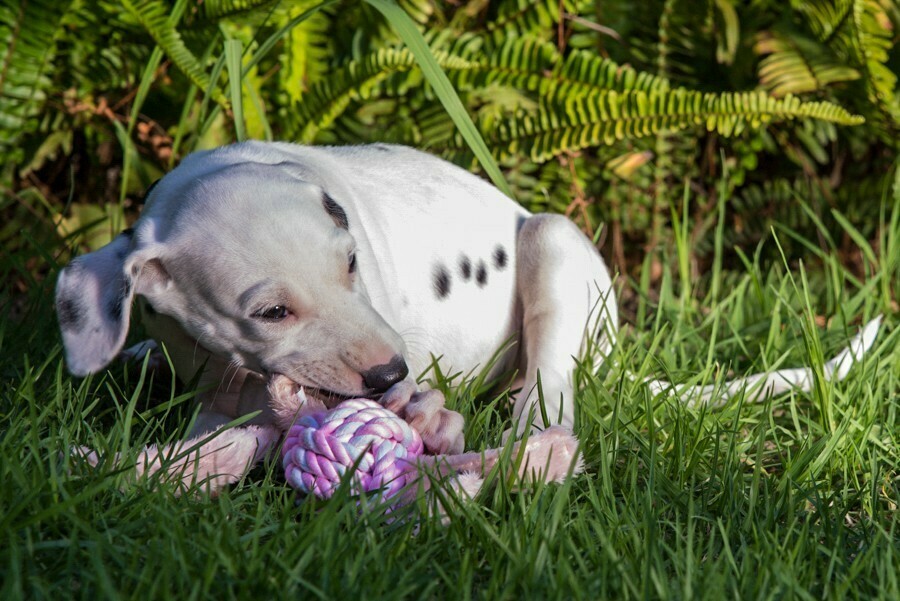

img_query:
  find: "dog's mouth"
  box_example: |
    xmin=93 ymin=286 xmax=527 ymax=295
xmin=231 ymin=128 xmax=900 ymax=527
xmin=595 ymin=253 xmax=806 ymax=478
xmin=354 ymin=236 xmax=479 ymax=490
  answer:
xmin=267 ymin=372 xmax=370 ymax=413
xmin=301 ymin=385 xmax=361 ymax=408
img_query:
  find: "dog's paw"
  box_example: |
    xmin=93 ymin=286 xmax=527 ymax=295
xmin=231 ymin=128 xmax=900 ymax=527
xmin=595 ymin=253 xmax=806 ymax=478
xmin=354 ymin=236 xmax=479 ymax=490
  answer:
xmin=380 ymin=382 xmax=465 ymax=455
xmin=501 ymin=414 xmax=572 ymax=446
xmin=267 ymin=374 xmax=326 ymax=430
xmin=380 ymin=380 xmax=418 ymax=414
xmin=405 ymin=390 xmax=465 ymax=455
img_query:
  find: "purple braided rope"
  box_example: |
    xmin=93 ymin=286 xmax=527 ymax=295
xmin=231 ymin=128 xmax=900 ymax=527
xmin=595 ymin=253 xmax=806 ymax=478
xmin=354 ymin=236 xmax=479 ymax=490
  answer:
xmin=282 ymin=399 xmax=424 ymax=499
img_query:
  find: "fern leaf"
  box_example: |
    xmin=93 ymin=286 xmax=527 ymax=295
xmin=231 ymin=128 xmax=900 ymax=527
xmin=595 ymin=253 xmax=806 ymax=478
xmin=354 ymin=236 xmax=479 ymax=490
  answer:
xmin=755 ymin=31 xmax=860 ymax=96
xmin=0 ymin=0 xmax=73 ymax=163
xmin=468 ymin=36 xmax=671 ymax=98
xmin=198 ymin=0 xmax=277 ymax=20
xmin=850 ymin=0 xmax=897 ymax=112
xmin=624 ymin=0 xmax=716 ymax=85
xmin=279 ymin=4 xmax=333 ymax=104
xmin=487 ymin=0 xmax=573 ymax=40
xmin=473 ymin=90 xmax=864 ymax=162
xmin=296 ymin=36 xmax=671 ymax=140
xmin=295 ymin=47 xmax=473 ymax=140
xmin=396 ymin=0 xmax=433 ymax=25
xmin=122 ymin=0 xmax=227 ymax=107
xmin=799 ymin=0 xmax=899 ymax=132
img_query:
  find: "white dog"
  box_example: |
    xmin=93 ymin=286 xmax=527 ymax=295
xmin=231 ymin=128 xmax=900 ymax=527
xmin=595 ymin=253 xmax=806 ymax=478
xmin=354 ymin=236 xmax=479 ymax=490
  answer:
xmin=56 ymin=142 xmax=880 ymax=491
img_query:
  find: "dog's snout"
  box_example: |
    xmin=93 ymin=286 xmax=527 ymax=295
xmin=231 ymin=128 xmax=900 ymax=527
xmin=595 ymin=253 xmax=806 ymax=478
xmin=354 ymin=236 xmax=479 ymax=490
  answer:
xmin=362 ymin=355 xmax=409 ymax=392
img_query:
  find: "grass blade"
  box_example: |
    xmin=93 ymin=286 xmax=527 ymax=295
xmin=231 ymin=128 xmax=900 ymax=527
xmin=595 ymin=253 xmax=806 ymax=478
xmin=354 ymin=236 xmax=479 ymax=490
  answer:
xmin=224 ymin=39 xmax=247 ymax=142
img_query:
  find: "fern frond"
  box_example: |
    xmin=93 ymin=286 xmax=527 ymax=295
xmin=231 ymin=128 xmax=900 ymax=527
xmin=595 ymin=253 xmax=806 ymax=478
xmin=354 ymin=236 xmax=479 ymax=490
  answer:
xmin=755 ymin=31 xmax=860 ymax=96
xmin=625 ymin=0 xmax=716 ymax=85
xmin=467 ymin=36 xmax=671 ymax=97
xmin=486 ymin=0 xmax=572 ymax=40
xmin=296 ymin=36 xmax=671 ymax=140
xmin=198 ymin=0 xmax=277 ymax=20
xmin=472 ymin=90 xmax=864 ymax=162
xmin=396 ymin=0 xmax=433 ymax=25
xmin=849 ymin=0 xmax=897 ymax=113
xmin=122 ymin=0 xmax=227 ymax=107
xmin=799 ymin=0 xmax=898 ymax=131
xmin=279 ymin=3 xmax=332 ymax=104
xmin=295 ymin=47 xmax=474 ymax=140
xmin=0 ymin=0 xmax=73 ymax=163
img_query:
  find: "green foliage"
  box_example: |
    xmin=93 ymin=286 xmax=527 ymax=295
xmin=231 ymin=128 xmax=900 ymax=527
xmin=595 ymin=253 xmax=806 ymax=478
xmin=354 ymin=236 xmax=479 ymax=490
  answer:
xmin=767 ymin=0 xmax=900 ymax=138
xmin=756 ymin=31 xmax=861 ymax=96
xmin=1 ymin=0 xmax=898 ymax=277
xmin=122 ymin=0 xmax=227 ymax=107
xmin=0 ymin=0 xmax=74 ymax=164
xmin=198 ymin=0 xmax=278 ymax=20
xmin=469 ymin=89 xmax=863 ymax=162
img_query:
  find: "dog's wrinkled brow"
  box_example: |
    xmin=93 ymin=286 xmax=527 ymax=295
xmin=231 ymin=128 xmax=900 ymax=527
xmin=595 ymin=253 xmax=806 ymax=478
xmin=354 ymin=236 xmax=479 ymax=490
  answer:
xmin=238 ymin=281 xmax=278 ymax=311
xmin=322 ymin=192 xmax=349 ymax=230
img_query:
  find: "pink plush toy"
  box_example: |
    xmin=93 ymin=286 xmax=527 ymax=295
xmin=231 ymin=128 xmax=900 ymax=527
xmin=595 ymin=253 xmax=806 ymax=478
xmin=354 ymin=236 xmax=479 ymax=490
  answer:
xmin=282 ymin=398 xmax=583 ymax=502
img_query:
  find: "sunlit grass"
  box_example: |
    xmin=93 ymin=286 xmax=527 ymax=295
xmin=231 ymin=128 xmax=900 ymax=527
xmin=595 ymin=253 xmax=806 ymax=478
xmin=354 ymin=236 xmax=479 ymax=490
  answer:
xmin=1 ymin=188 xmax=897 ymax=599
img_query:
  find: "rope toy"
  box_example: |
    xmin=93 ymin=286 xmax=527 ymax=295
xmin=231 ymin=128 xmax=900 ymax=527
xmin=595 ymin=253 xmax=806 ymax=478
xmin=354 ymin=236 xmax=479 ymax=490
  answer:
xmin=282 ymin=398 xmax=583 ymax=503
xmin=282 ymin=399 xmax=424 ymax=499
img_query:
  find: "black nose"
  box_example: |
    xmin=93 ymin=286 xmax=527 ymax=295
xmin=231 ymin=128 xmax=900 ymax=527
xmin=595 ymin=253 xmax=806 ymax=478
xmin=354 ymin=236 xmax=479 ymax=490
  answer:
xmin=362 ymin=355 xmax=409 ymax=392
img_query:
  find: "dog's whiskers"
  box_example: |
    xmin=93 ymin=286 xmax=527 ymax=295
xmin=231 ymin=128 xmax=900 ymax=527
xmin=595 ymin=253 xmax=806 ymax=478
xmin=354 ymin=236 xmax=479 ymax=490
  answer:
xmin=223 ymin=359 xmax=243 ymax=393
xmin=397 ymin=327 xmax=429 ymax=356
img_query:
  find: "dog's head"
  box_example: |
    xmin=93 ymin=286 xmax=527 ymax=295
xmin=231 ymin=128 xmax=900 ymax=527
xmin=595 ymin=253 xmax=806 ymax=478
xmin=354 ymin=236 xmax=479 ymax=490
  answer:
xmin=55 ymin=144 xmax=408 ymax=402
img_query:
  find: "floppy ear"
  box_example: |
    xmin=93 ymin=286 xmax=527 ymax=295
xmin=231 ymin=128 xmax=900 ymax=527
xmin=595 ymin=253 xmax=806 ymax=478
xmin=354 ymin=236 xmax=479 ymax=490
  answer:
xmin=55 ymin=231 xmax=147 ymax=376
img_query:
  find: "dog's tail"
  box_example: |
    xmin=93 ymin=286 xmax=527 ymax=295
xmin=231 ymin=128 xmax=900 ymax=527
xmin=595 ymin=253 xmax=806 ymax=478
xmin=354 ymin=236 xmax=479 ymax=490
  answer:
xmin=638 ymin=316 xmax=882 ymax=407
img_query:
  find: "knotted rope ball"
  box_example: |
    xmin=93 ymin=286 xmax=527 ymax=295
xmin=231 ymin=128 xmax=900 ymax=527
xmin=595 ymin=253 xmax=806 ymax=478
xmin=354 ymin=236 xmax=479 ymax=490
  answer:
xmin=282 ymin=399 xmax=424 ymax=499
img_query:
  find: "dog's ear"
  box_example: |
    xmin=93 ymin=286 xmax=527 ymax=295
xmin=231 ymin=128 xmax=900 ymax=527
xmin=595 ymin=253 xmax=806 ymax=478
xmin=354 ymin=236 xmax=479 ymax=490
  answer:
xmin=55 ymin=231 xmax=168 ymax=376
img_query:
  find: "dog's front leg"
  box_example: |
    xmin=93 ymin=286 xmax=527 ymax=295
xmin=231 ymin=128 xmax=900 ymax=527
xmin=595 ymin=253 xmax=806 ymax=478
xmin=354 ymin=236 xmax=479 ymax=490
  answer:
xmin=381 ymin=381 xmax=465 ymax=454
xmin=511 ymin=215 xmax=618 ymax=436
xmin=71 ymin=420 xmax=279 ymax=496
xmin=81 ymin=313 xmax=281 ymax=494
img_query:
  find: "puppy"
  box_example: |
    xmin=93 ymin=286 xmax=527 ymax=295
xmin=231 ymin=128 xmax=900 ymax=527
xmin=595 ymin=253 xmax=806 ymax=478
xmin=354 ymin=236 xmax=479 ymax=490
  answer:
xmin=56 ymin=142 xmax=879 ymax=491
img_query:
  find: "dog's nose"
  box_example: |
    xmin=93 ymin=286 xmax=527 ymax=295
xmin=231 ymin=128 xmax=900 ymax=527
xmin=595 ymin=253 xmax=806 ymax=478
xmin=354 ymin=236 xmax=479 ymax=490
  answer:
xmin=362 ymin=354 xmax=409 ymax=392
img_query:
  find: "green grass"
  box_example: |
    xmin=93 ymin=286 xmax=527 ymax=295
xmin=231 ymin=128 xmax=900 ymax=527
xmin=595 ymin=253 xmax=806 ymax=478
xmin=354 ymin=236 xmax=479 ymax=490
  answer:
xmin=1 ymin=192 xmax=898 ymax=600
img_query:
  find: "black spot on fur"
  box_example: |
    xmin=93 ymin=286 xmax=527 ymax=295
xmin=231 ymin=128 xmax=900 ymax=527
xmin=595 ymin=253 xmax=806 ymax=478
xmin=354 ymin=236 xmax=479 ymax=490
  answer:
xmin=476 ymin=261 xmax=487 ymax=287
xmin=433 ymin=265 xmax=451 ymax=299
xmin=493 ymin=245 xmax=508 ymax=270
xmin=459 ymin=256 xmax=471 ymax=280
xmin=322 ymin=192 xmax=349 ymax=230
xmin=57 ymin=297 xmax=84 ymax=332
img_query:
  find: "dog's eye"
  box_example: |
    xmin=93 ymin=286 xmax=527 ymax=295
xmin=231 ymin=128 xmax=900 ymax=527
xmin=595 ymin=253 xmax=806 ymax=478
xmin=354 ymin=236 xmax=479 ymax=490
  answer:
xmin=348 ymin=252 xmax=357 ymax=274
xmin=253 ymin=305 xmax=291 ymax=320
